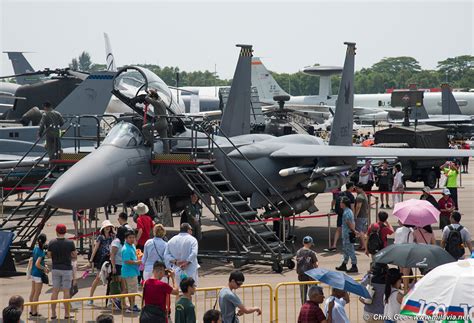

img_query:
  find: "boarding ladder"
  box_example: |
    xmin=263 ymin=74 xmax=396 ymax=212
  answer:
xmin=170 ymin=123 xmax=296 ymax=272
xmin=0 ymin=126 xmax=69 ymax=255
xmin=0 ymin=116 xmax=114 ymax=256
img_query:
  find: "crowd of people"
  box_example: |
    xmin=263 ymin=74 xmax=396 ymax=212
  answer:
xmin=2 ymin=155 xmax=473 ymax=323
xmin=294 ymin=158 xmax=473 ymax=323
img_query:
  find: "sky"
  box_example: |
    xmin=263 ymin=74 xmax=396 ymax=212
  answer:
xmin=0 ymin=0 xmax=473 ymax=79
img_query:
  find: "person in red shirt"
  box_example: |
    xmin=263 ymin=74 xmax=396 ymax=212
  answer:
xmin=297 ymin=286 xmax=327 ymax=323
xmin=140 ymin=261 xmax=179 ymax=323
xmin=135 ymin=203 xmax=154 ymax=250
xmin=365 ymin=211 xmax=394 ymax=256
xmin=438 ymin=188 xmax=455 ymax=230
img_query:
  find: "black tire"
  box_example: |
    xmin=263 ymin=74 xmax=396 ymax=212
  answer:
xmin=423 ymin=170 xmax=437 ymax=189
xmin=272 ymin=262 xmax=283 ymax=273
xmin=286 ymin=259 xmax=296 ymax=270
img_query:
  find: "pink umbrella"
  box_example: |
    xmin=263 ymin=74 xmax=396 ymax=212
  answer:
xmin=393 ymin=199 xmax=440 ymax=227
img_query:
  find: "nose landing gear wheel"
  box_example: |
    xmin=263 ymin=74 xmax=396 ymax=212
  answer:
xmin=272 ymin=262 xmax=283 ymax=273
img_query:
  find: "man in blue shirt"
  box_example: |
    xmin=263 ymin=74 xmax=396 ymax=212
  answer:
xmin=121 ymin=230 xmax=141 ymax=313
xmin=336 ymin=197 xmax=358 ymax=273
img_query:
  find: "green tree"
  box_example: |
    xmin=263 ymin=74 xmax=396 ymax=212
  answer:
xmin=78 ymin=51 xmax=92 ymax=72
xmin=437 ymin=55 xmax=474 ymax=83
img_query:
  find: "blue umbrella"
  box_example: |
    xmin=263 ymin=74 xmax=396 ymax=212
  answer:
xmin=305 ymin=268 xmax=370 ymax=299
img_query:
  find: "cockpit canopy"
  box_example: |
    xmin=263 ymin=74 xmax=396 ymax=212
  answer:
xmin=102 ymin=122 xmax=144 ymax=148
xmin=113 ymin=66 xmax=184 ymax=115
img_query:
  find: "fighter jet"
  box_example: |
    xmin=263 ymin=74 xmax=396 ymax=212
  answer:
xmin=45 ymin=42 xmax=473 ymax=214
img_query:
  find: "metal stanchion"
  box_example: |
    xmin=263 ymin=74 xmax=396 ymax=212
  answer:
xmin=327 ymin=212 xmax=332 ymax=248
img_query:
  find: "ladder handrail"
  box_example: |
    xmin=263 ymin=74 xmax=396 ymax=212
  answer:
xmin=1 ymin=123 xmax=73 ymax=202
xmin=194 ymin=124 xmax=282 ymax=216
xmin=216 ymin=125 xmax=295 ymax=216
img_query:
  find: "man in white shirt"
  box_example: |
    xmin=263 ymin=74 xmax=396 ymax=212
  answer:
xmin=323 ymin=288 xmax=350 ymax=323
xmin=164 ymin=223 xmax=199 ymax=286
xmin=392 ymin=164 xmax=404 ymax=205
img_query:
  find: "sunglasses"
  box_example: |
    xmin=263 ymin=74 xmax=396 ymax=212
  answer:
xmin=235 ymin=281 xmax=244 ymax=286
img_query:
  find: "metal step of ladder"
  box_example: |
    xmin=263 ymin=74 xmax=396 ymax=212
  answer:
xmin=0 ymin=166 xmax=59 ymax=253
xmin=177 ymin=163 xmax=293 ymax=261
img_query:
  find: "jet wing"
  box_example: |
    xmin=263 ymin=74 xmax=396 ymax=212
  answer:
xmin=270 ymin=144 xmax=474 ymax=159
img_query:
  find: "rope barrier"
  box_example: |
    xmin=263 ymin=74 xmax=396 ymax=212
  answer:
xmin=68 ymin=231 xmax=99 ymax=241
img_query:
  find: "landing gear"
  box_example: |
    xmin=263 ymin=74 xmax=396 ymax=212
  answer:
xmin=272 ymin=262 xmax=283 ymax=273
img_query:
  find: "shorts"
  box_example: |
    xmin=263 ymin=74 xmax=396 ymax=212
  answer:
xmin=355 ymin=217 xmax=368 ymax=233
xmin=124 ymin=277 xmax=138 ymax=293
xmin=32 ymin=276 xmax=42 ymax=284
xmin=336 ymin=213 xmax=343 ymax=227
xmin=52 ymin=269 xmax=73 ymax=290
xmin=114 ymin=264 xmax=122 ymax=276
xmin=378 ymin=184 xmax=389 ymax=192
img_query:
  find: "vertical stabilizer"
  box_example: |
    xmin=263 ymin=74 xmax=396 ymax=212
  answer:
xmin=220 ymin=45 xmax=253 ymax=137
xmin=441 ymin=83 xmax=462 ymax=115
xmin=56 ymin=71 xmax=115 ymax=116
xmin=4 ymin=51 xmax=39 ymax=85
xmin=328 ymin=42 xmax=355 ymax=146
xmin=104 ymin=33 xmax=117 ymax=72
xmin=251 ymin=57 xmax=289 ymax=102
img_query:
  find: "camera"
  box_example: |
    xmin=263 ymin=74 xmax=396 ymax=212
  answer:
xmin=164 ymin=269 xmax=172 ymax=276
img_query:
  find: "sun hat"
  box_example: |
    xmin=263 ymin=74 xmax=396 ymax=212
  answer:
xmin=100 ymin=220 xmax=114 ymax=233
xmin=133 ymin=202 xmax=149 ymax=215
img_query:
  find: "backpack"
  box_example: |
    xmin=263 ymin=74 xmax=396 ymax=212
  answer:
xmin=367 ymin=224 xmax=384 ymax=254
xmin=296 ymin=249 xmax=316 ymax=277
xmin=445 ymin=225 xmax=465 ymax=259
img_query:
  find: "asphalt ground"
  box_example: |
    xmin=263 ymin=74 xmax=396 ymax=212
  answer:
xmin=0 ymin=161 xmax=472 ymax=322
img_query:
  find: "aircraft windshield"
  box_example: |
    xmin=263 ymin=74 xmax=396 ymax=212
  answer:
xmin=102 ymin=122 xmax=144 ymax=148
xmin=113 ymin=66 xmax=184 ymax=115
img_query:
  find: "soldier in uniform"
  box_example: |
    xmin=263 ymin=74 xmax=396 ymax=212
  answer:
xmin=38 ymin=101 xmax=65 ymax=160
xmin=145 ymin=89 xmax=169 ymax=153
xmin=180 ymin=192 xmax=202 ymax=241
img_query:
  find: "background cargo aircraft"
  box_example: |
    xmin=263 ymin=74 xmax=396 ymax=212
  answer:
xmin=45 ymin=42 xmax=473 ymax=214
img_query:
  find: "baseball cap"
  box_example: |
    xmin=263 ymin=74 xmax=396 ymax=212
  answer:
xmin=442 ymin=188 xmax=451 ymax=195
xmin=422 ymin=186 xmax=431 ymax=194
xmin=303 ymin=236 xmax=313 ymax=244
xmin=56 ymin=224 xmax=67 ymax=235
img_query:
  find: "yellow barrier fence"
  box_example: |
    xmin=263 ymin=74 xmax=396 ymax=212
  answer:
xmin=23 ymin=293 xmax=142 ymax=323
xmin=20 ymin=276 xmax=424 ymax=323
xmin=192 ymin=283 xmax=273 ymax=323
xmin=274 ymin=280 xmax=363 ymax=323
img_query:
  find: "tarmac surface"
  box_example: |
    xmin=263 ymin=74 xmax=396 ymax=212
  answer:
xmin=0 ymin=162 xmax=473 ymax=322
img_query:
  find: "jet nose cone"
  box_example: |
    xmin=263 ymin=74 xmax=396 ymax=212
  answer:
xmin=45 ymin=155 xmax=113 ymax=210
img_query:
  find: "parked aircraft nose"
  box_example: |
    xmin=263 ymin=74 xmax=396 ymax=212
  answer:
xmin=45 ymin=152 xmax=114 ymax=210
